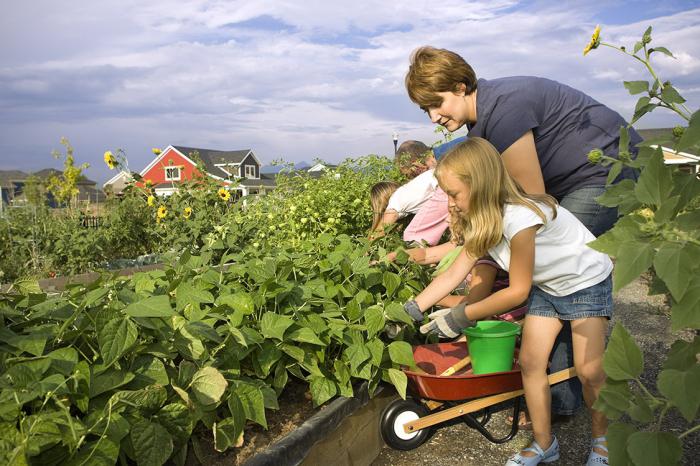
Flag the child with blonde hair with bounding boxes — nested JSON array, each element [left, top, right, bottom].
[[403, 138, 612, 466]]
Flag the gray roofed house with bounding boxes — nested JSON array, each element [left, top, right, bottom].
[[0, 169, 106, 206]]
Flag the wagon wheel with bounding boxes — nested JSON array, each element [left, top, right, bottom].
[[380, 399, 432, 450]]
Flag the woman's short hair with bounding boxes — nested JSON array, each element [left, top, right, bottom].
[[405, 46, 478, 110]]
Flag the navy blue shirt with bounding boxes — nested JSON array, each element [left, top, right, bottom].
[[467, 77, 641, 200]]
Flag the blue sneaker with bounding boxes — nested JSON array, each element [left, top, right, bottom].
[[585, 436, 608, 465], [505, 435, 560, 465]]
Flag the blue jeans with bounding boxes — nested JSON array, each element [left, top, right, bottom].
[[545, 185, 616, 415]]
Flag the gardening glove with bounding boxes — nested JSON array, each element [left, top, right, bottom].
[[404, 299, 424, 322], [419, 303, 476, 339]]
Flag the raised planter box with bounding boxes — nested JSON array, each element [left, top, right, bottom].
[[244, 384, 398, 466]]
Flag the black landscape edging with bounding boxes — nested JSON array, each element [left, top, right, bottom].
[[243, 382, 384, 466]]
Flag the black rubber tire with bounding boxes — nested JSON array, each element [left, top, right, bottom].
[[380, 399, 432, 451]]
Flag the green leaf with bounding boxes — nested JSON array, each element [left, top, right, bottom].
[[130, 356, 169, 390], [175, 281, 214, 312], [216, 291, 255, 314], [190, 366, 228, 406], [154, 403, 192, 443], [671, 284, 700, 331], [345, 297, 363, 322], [234, 382, 267, 427], [660, 84, 685, 104], [287, 327, 324, 346], [345, 343, 371, 372], [627, 393, 655, 423], [226, 393, 246, 444], [634, 151, 674, 208], [612, 241, 654, 292], [664, 336, 700, 371], [382, 272, 401, 298], [364, 305, 385, 338], [651, 46, 674, 58], [658, 366, 700, 422], [90, 369, 135, 397], [98, 317, 138, 367], [607, 422, 636, 466], [592, 380, 631, 419], [259, 312, 294, 341], [626, 431, 682, 466], [623, 80, 649, 95], [653, 242, 697, 301], [678, 109, 700, 152], [633, 41, 643, 54], [386, 368, 407, 399], [603, 323, 643, 380], [388, 341, 415, 367], [124, 295, 176, 318], [309, 376, 337, 407], [66, 438, 120, 466], [46, 347, 78, 375], [255, 342, 282, 377], [214, 417, 242, 452], [333, 360, 353, 397], [130, 419, 174, 466], [384, 302, 414, 325]]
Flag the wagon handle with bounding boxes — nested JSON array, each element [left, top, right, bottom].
[[411, 355, 472, 377], [403, 367, 577, 434]]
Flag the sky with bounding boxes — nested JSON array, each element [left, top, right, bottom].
[[1, 0, 699, 184]]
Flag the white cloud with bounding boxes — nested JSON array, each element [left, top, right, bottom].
[[1, 2, 699, 183]]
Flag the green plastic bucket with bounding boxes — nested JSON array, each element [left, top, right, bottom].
[[464, 321, 521, 375]]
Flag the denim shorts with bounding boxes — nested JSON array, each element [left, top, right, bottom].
[[527, 274, 613, 320]]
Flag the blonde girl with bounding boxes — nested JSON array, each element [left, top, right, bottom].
[[403, 138, 612, 466], [370, 181, 400, 233]]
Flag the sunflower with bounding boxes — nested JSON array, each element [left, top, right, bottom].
[[157, 205, 167, 219], [104, 151, 117, 170], [218, 188, 231, 201], [583, 25, 601, 56], [147, 195, 155, 207], [183, 207, 193, 219]]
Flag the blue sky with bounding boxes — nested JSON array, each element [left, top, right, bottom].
[[1, 1, 699, 183]]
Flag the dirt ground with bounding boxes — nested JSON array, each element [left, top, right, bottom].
[[372, 277, 699, 466]]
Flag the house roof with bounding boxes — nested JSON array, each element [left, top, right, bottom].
[[0, 170, 29, 188], [172, 146, 258, 179], [239, 176, 277, 187]]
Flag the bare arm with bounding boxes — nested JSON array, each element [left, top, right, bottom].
[[501, 131, 546, 195], [386, 241, 457, 265], [414, 247, 477, 312], [369, 210, 399, 239], [463, 226, 537, 320]]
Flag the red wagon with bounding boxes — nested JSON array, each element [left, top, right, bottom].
[[380, 341, 576, 450]]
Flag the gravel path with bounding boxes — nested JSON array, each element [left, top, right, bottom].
[[372, 277, 698, 465]]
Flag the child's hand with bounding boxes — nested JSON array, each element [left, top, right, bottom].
[[419, 304, 476, 338]]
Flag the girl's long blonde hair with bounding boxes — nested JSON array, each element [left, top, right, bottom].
[[435, 137, 558, 258], [370, 181, 400, 231]]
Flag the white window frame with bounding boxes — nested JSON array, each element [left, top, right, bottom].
[[244, 165, 256, 178], [164, 166, 181, 181]]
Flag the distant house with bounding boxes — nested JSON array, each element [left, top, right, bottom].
[[139, 145, 276, 197], [637, 128, 700, 175], [103, 170, 133, 196], [0, 169, 106, 207]]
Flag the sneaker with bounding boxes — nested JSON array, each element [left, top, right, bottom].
[[585, 436, 608, 465], [505, 435, 560, 466]]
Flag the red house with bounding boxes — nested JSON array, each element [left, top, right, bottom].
[[138, 145, 276, 197]]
